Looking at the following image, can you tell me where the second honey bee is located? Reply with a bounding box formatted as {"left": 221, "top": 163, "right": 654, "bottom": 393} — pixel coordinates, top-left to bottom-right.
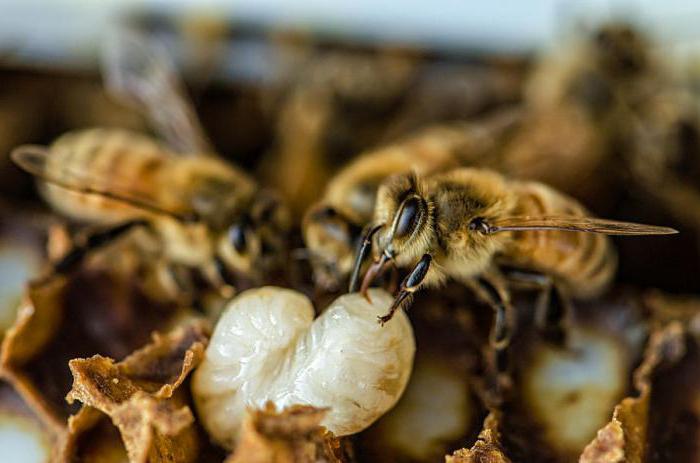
{"left": 351, "top": 168, "right": 676, "bottom": 347}
{"left": 11, "top": 30, "right": 289, "bottom": 299}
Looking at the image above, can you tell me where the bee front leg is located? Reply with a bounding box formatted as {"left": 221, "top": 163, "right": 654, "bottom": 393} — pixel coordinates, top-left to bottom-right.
{"left": 349, "top": 223, "right": 384, "bottom": 293}
{"left": 377, "top": 254, "right": 432, "bottom": 326}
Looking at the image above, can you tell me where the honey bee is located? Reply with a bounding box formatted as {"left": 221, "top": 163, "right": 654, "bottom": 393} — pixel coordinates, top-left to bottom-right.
{"left": 11, "top": 30, "right": 289, "bottom": 298}
{"left": 302, "top": 111, "right": 520, "bottom": 291}
{"left": 350, "top": 168, "right": 676, "bottom": 347}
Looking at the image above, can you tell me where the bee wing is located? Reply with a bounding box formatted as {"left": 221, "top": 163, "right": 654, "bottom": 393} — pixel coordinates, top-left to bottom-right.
{"left": 102, "top": 27, "right": 213, "bottom": 155}
{"left": 11, "top": 145, "right": 196, "bottom": 221}
{"left": 489, "top": 216, "right": 678, "bottom": 235}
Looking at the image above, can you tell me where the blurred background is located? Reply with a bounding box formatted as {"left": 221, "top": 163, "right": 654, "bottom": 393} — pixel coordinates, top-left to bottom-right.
{"left": 1, "top": 1, "right": 700, "bottom": 462}
{"left": 3, "top": 0, "right": 700, "bottom": 61}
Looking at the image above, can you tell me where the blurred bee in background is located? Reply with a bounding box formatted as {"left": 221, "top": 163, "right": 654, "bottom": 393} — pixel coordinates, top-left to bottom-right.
{"left": 601, "top": 27, "right": 700, "bottom": 235}
{"left": 259, "top": 46, "right": 421, "bottom": 219}
{"left": 351, "top": 168, "right": 675, "bottom": 364}
{"left": 302, "top": 110, "right": 521, "bottom": 291}
{"left": 262, "top": 42, "right": 527, "bottom": 221}
{"left": 11, "top": 29, "right": 290, "bottom": 302}
{"left": 501, "top": 23, "right": 700, "bottom": 219}
{"left": 379, "top": 59, "right": 526, "bottom": 142}
{"left": 496, "top": 23, "right": 662, "bottom": 210}
{"left": 496, "top": 22, "right": 700, "bottom": 293}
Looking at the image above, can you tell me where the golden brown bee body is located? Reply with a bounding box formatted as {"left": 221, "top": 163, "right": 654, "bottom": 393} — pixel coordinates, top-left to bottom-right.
{"left": 354, "top": 167, "right": 675, "bottom": 329}
{"left": 13, "top": 126, "right": 289, "bottom": 294}
{"left": 497, "top": 24, "right": 658, "bottom": 206}
{"left": 42, "top": 128, "right": 256, "bottom": 225}
{"left": 303, "top": 113, "right": 519, "bottom": 290}
{"left": 370, "top": 169, "right": 616, "bottom": 297}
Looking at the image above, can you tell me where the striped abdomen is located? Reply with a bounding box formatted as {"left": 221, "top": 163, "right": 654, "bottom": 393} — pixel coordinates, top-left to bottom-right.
{"left": 42, "top": 128, "right": 171, "bottom": 224}
{"left": 503, "top": 182, "right": 617, "bottom": 298}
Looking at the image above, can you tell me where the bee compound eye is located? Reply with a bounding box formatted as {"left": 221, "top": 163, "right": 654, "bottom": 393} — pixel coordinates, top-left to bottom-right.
{"left": 394, "top": 197, "right": 420, "bottom": 239}
{"left": 228, "top": 223, "right": 247, "bottom": 254}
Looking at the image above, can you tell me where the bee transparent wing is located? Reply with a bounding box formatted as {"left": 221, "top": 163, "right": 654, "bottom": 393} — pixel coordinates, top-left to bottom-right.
{"left": 102, "top": 27, "right": 213, "bottom": 155}
{"left": 489, "top": 216, "right": 678, "bottom": 235}
{"left": 11, "top": 145, "right": 196, "bottom": 221}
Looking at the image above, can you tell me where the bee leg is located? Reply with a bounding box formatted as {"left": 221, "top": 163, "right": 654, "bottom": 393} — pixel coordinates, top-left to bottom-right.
{"left": 481, "top": 344, "right": 512, "bottom": 408}
{"left": 464, "top": 275, "right": 514, "bottom": 402}
{"left": 463, "top": 276, "right": 514, "bottom": 351}
{"left": 141, "top": 259, "right": 182, "bottom": 302}
{"left": 505, "top": 271, "right": 570, "bottom": 347}
{"left": 349, "top": 223, "right": 383, "bottom": 293}
{"left": 543, "top": 284, "right": 572, "bottom": 347}
{"left": 377, "top": 254, "right": 432, "bottom": 326}
{"left": 480, "top": 269, "right": 516, "bottom": 349}
{"left": 204, "top": 258, "right": 236, "bottom": 299}
{"left": 47, "top": 219, "right": 150, "bottom": 279}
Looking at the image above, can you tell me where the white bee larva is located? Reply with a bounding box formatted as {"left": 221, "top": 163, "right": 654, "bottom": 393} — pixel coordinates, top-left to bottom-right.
{"left": 191, "top": 286, "right": 415, "bottom": 450}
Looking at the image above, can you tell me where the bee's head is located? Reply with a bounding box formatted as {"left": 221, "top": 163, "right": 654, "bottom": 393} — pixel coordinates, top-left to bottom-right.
{"left": 351, "top": 169, "right": 517, "bottom": 295}
{"left": 217, "top": 191, "right": 290, "bottom": 282}
{"left": 302, "top": 203, "right": 360, "bottom": 291}
{"left": 373, "top": 173, "right": 435, "bottom": 266}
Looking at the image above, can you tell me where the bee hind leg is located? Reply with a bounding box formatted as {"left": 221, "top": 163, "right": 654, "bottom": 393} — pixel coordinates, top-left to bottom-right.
{"left": 377, "top": 254, "right": 432, "bottom": 326}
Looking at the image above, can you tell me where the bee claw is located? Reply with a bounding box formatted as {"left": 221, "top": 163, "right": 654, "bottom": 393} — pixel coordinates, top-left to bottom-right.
{"left": 377, "top": 314, "right": 391, "bottom": 326}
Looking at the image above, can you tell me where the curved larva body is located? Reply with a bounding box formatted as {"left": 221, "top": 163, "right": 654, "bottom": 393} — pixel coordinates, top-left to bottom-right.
{"left": 192, "top": 287, "right": 415, "bottom": 450}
